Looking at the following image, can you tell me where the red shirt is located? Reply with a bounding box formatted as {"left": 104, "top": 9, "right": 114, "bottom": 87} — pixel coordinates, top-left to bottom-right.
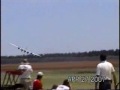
{"left": 33, "top": 79, "right": 43, "bottom": 90}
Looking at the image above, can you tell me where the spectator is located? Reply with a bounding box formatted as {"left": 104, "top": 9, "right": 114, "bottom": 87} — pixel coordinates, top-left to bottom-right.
{"left": 18, "top": 59, "right": 33, "bottom": 90}
{"left": 95, "top": 54, "right": 117, "bottom": 90}
{"left": 33, "top": 72, "right": 44, "bottom": 90}
{"left": 56, "top": 79, "right": 71, "bottom": 90}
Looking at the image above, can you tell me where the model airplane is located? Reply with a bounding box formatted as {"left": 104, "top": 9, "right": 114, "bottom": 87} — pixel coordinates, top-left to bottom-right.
{"left": 9, "top": 43, "right": 41, "bottom": 57}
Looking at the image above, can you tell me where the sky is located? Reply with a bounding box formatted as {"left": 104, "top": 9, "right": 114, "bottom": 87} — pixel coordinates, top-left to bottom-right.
{"left": 1, "top": 0, "right": 119, "bottom": 56}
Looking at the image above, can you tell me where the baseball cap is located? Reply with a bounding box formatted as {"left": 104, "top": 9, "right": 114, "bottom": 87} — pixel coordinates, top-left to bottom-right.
{"left": 23, "top": 59, "right": 28, "bottom": 63}
{"left": 37, "top": 72, "right": 44, "bottom": 76}
{"left": 22, "top": 59, "right": 30, "bottom": 65}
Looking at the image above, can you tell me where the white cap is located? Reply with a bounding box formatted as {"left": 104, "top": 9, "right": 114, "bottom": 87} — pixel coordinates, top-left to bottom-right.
{"left": 37, "top": 72, "right": 44, "bottom": 76}
{"left": 22, "top": 59, "right": 30, "bottom": 65}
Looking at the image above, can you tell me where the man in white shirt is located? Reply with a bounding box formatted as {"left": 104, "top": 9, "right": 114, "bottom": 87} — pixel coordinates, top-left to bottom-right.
{"left": 56, "top": 79, "right": 71, "bottom": 90}
{"left": 95, "top": 54, "right": 117, "bottom": 90}
{"left": 56, "top": 85, "right": 69, "bottom": 90}
{"left": 18, "top": 59, "right": 33, "bottom": 90}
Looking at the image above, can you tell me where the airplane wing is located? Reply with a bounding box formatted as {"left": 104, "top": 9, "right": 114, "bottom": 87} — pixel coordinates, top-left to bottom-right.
{"left": 9, "top": 43, "right": 40, "bottom": 56}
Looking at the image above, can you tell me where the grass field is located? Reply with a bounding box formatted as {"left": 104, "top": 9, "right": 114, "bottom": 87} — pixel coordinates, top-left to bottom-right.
{"left": 32, "top": 69, "right": 119, "bottom": 89}
{"left": 1, "top": 60, "right": 119, "bottom": 89}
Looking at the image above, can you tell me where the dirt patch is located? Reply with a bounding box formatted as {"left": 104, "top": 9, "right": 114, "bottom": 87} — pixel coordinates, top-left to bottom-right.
{"left": 1, "top": 60, "right": 119, "bottom": 71}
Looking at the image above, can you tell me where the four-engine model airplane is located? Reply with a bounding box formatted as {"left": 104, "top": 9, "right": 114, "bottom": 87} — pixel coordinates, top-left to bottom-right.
{"left": 9, "top": 43, "right": 41, "bottom": 57}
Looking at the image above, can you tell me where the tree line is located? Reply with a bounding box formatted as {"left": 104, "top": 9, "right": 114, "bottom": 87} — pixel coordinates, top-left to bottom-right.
{"left": 1, "top": 49, "right": 119, "bottom": 64}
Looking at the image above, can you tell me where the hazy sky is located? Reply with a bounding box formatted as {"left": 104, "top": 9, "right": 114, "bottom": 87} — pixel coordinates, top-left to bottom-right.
{"left": 1, "top": 0, "right": 119, "bottom": 56}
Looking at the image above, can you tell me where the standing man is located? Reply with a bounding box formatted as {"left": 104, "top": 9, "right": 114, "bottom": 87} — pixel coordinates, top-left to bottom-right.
{"left": 95, "top": 54, "right": 117, "bottom": 90}
{"left": 18, "top": 59, "right": 33, "bottom": 90}
{"left": 33, "top": 72, "right": 44, "bottom": 90}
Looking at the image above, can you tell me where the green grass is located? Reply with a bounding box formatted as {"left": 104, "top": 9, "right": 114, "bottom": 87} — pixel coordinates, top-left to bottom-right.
{"left": 1, "top": 68, "right": 119, "bottom": 89}
{"left": 39, "top": 69, "right": 119, "bottom": 89}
